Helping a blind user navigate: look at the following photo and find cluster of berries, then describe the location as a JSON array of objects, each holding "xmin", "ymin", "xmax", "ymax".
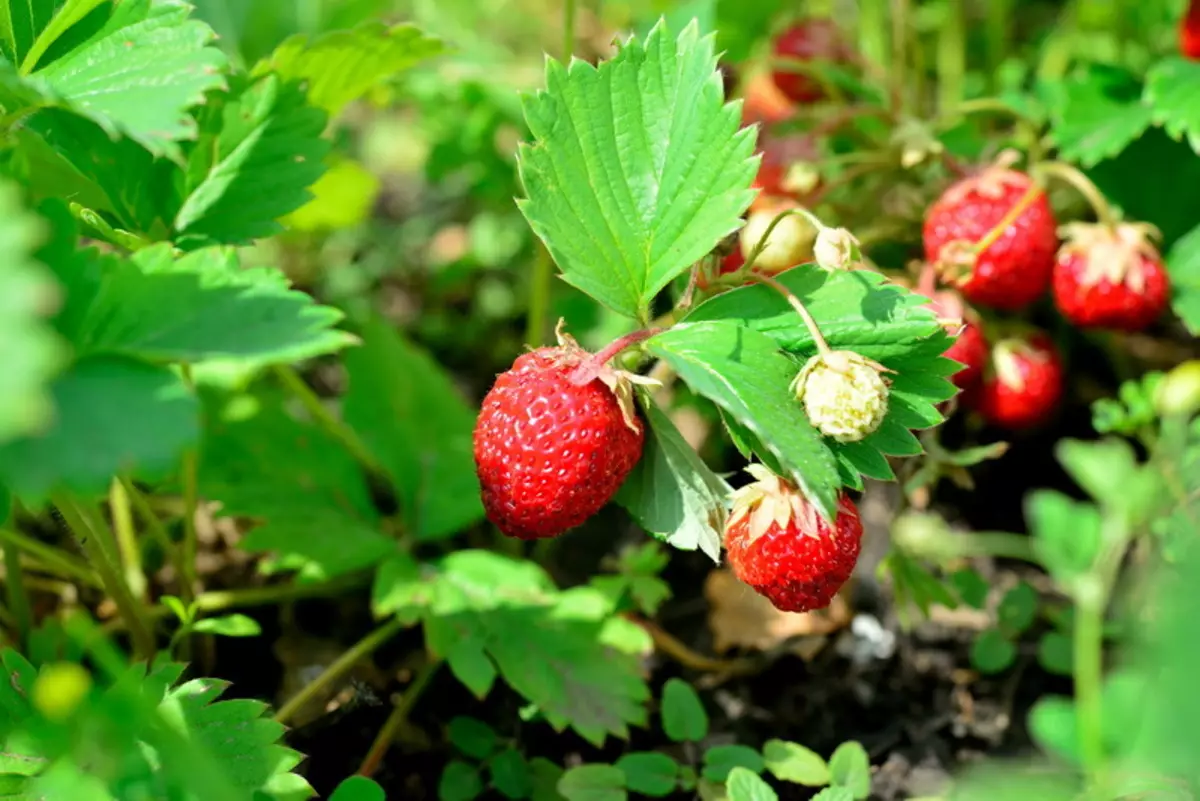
[
  {"xmin": 472, "ymin": 325, "xmax": 868, "ymax": 616},
  {"xmin": 469, "ymin": 14, "xmax": 1181, "ymax": 621},
  {"xmin": 921, "ymin": 163, "xmax": 1170, "ymax": 430}
]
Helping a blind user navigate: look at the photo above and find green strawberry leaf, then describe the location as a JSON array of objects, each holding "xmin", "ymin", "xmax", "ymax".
[
  {"xmin": 615, "ymin": 752, "xmax": 678, "ymax": 797},
  {"xmin": 0, "ymin": 183, "xmax": 66, "ymax": 445},
  {"xmin": 615, "ymin": 397, "xmax": 728, "ymax": 562},
  {"xmin": 0, "ymin": 355, "xmax": 198, "ymax": 499},
  {"xmin": 645, "ymin": 320, "xmax": 841, "ymax": 520},
  {"xmin": 557, "ymin": 765, "xmax": 626, "ymax": 801},
  {"xmin": 702, "ymin": 744, "xmax": 765, "ymax": 782},
  {"xmin": 1047, "ymin": 65, "xmax": 1153, "ymax": 168},
  {"xmin": 199, "ymin": 388, "xmax": 395, "ymax": 581},
  {"xmin": 343, "ymin": 316, "xmax": 484, "ymax": 541},
  {"xmin": 172, "ymin": 74, "xmax": 330, "ymax": 247},
  {"xmin": 1165, "ymin": 219, "xmax": 1200, "ymax": 335},
  {"xmin": 660, "ymin": 677, "xmax": 708, "ymax": 743},
  {"xmin": 422, "ymin": 551, "xmax": 650, "ymax": 747},
  {"xmin": 329, "ymin": 776, "xmax": 386, "ymax": 801},
  {"xmin": 517, "ymin": 18, "xmax": 756, "ymax": 321},
  {"xmin": 254, "ymin": 21, "xmax": 445, "ymax": 118},
  {"xmin": 684, "ymin": 266, "xmax": 956, "ymax": 491},
  {"xmin": 725, "ymin": 767, "xmax": 778, "ymax": 801},
  {"xmin": 761, "ymin": 739, "xmax": 830, "ymax": 786},
  {"xmin": 13, "ymin": 0, "xmax": 229, "ymax": 160},
  {"xmin": 828, "ymin": 741, "xmax": 870, "ymax": 800},
  {"xmin": 52, "ymin": 240, "xmax": 354, "ymax": 369},
  {"xmin": 1, "ymin": 648, "xmax": 313, "ymax": 799},
  {"xmin": 1144, "ymin": 56, "xmax": 1200, "ymax": 155}
]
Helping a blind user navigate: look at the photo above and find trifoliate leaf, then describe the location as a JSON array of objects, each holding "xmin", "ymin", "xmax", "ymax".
[
  {"xmin": 254, "ymin": 21, "xmax": 445, "ymax": 118},
  {"xmin": 13, "ymin": 0, "xmax": 228, "ymax": 159},
  {"xmin": 343, "ymin": 316, "xmax": 483, "ymax": 541},
  {"xmin": 1145, "ymin": 56, "xmax": 1200, "ymax": 155},
  {"xmin": 0, "ymin": 182, "xmax": 65, "ymax": 445},
  {"xmin": 684, "ymin": 266, "xmax": 955, "ymax": 491},
  {"xmin": 645, "ymin": 321, "xmax": 840, "ymax": 521},
  {"xmin": 616, "ymin": 398, "xmax": 729, "ymax": 562},
  {"xmin": 1047, "ymin": 65, "xmax": 1153, "ymax": 168},
  {"xmin": 199, "ymin": 389, "xmax": 395, "ymax": 581},
  {"xmin": 0, "ymin": 355, "xmax": 198, "ymax": 499},
  {"xmin": 517, "ymin": 18, "xmax": 757, "ymax": 320},
  {"xmin": 172, "ymin": 74, "xmax": 330, "ymax": 246},
  {"xmin": 1166, "ymin": 219, "xmax": 1200, "ymax": 335},
  {"xmin": 52, "ymin": 241, "xmax": 354, "ymax": 369},
  {"xmin": 421, "ymin": 551, "xmax": 650, "ymax": 746}
]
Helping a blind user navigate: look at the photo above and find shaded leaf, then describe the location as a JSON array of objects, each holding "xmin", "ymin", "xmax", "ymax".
[
  {"xmin": 615, "ymin": 397, "xmax": 728, "ymax": 562},
  {"xmin": 615, "ymin": 752, "xmax": 677, "ymax": 797},
  {"xmin": 1048, "ymin": 65, "xmax": 1152, "ymax": 167},
  {"xmin": 661, "ymin": 678, "xmax": 708, "ymax": 743},
  {"xmin": 343, "ymin": 316, "xmax": 483, "ymax": 541}
]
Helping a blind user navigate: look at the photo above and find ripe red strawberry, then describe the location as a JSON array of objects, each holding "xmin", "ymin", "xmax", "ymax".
[
  {"xmin": 975, "ymin": 333, "xmax": 1064, "ymax": 430},
  {"xmin": 923, "ymin": 166, "xmax": 1059, "ymax": 310},
  {"xmin": 946, "ymin": 322, "xmax": 989, "ymax": 390},
  {"xmin": 770, "ymin": 19, "xmax": 850, "ymax": 104},
  {"xmin": 473, "ymin": 329, "xmax": 646, "ymax": 539},
  {"xmin": 723, "ymin": 465, "xmax": 862, "ymax": 613},
  {"xmin": 1051, "ymin": 222, "xmax": 1170, "ymax": 332},
  {"xmin": 741, "ymin": 71, "xmax": 795, "ymax": 128},
  {"xmin": 1182, "ymin": 0, "xmax": 1200, "ymax": 59}
]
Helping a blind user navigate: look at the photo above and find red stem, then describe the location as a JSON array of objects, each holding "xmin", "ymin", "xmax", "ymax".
[{"xmin": 569, "ymin": 328, "xmax": 662, "ymax": 384}]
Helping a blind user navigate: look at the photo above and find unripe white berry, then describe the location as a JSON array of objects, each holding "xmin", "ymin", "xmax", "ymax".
[
  {"xmin": 739, "ymin": 208, "xmax": 817, "ymax": 273},
  {"xmin": 813, "ymin": 227, "xmax": 862, "ymax": 272},
  {"xmin": 792, "ymin": 351, "xmax": 890, "ymax": 442}
]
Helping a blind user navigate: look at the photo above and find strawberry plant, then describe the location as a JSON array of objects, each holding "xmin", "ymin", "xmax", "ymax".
[{"xmin": 0, "ymin": 0, "xmax": 1199, "ymax": 799}]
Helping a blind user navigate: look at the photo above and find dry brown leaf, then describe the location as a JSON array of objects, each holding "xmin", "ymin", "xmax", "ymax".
[{"xmin": 704, "ymin": 568, "xmax": 852, "ymax": 653}]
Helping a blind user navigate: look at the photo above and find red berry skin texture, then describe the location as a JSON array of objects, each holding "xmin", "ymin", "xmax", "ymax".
[
  {"xmin": 977, "ymin": 334, "xmax": 1064, "ymax": 431},
  {"xmin": 473, "ymin": 346, "xmax": 644, "ymax": 540},
  {"xmin": 945, "ymin": 322, "xmax": 988, "ymax": 390},
  {"xmin": 923, "ymin": 168, "xmax": 1059, "ymax": 311},
  {"xmin": 1183, "ymin": 0, "xmax": 1200, "ymax": 60},
  {"xmin": 770, "ymin": 20, "xmax": 848, "ymax": 104},
  {"xmin": 724, "ymin": 473, "xmax": 862, "ymax": 614},
  {"xmin": 1052, "ymin": 235, "xmax": 1170, "ymax": 332}
]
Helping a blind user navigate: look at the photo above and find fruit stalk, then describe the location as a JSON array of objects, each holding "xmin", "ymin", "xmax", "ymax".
[
  {"xmin": 973, "ymin": 180, "xmax": 1044, "ymax": 255},
  {"xmin": 273, "ymin": 616, "xmax": 407, "ymax": 725},
  {"xmin": 357, "ymin": 658, "xmax": 442, "ymax": 777},
  {"xmin": 109, "ymin": 477, "xmax": 146, "ymax": 602},
  {"xmin": 568, "ymin": 327, "xmax": 663, "ymax": 385},
  {"xmin": 52, "ymin": 491, "xmax": 157, "ymax": 661},
  {"xmin": 3, "ymin": 543, "xmax": 31, "ymax": 647},
  {"xmin": 936, "ymin": 0, "xmax": 965, "ymax": 117},
  {"xmin": 750, "ymin": 271, "xmax": 832, "ymax": 355},
  {"xmin": 1034, "ymin": 161, "xmax": 1118, "ymax": 228}
]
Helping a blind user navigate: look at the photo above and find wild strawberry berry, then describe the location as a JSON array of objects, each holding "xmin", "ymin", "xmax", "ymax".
[
  {"xmin": 1051, "ymin": 222, "xmax": 1170, "ymax": 332},
  {"xmin": 740, "ymin": 205, "xmax": 817, "ymax": 273},
  {"xmin": 752, "ymin": 132, "xmax": 822, "ymax": 206},
  {"xmin": 921, "ymin": 286, "xmax": 988, "ymax": 390},
  {"xmin": 975, "ymin": 333, "xmax": 1064, "ymax": 430},
  {"xmin": 791, "ymin": 350, "xmax": 890, "ymax": 442},
  {"xmin": 723, "ymin": 465, "xmax": 862, "ymax": 613},
  {"xmin": 473, "ymin": 328, "xmax": 646, "ymax": 539},
  {"xmin": 923, "ymin": 166, "xmax": 1059, "ymax": 310},
  {"xmin": 945, "ymin": 322, "xmax": 989, "ymax": 390},
  {"xmin": 769, "ymin": 19, "xmax": 851, "ymax": 104},
  {"xmin": 813, "ymin": 226, "xmax": 862, "ymax": 272},
  {"xmin": 1182, "ymin": 0, "xmax": 1200, "ymax": 60},
  {"xmin": 741, "ymin": 71, "xmax": 795, "ymax": 128}
]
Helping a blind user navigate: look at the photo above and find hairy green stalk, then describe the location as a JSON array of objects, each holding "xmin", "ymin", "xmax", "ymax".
[
  {"xmin": 936, "ymin": 0, "xmax": 965, "ymax": 117},
  {"xmin": 358, "ymin": 659, "xmax": 442, "ymax": 776},
  {"xmin": 273, "ymin": 364, "xmax": 384, "ymax": 476},
  {"xmin": 3, "ymin": 545, "xmax": 32, "ymax": 647},
  {"xmin": 0, "ymin": 526, "xmax": 101, "ymax": 587},
  {"xmin": 109, "ymin": 478, "xmax": 146, "ymax": 601},
  {"xmin": 53, "ymin": 492, "xmax": 156, "ymax": 660}
]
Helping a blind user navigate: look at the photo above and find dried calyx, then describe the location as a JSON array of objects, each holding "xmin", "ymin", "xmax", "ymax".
[
  {"xmin": 727, "ymin": 464, "xmax": 826, "ymax": 544},
  {"xmin": 1057, "ymin": 221, "xmax": 1163, "ymax": 292},
  {"xmin": 546, "ymin": 320, "xmax": 661, "ymax": 432}
]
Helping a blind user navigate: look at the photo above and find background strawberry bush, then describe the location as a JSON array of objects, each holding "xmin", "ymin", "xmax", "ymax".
[{"xmin": 0, "ymin": 0, "xmax": 1198, "ymax": 800}]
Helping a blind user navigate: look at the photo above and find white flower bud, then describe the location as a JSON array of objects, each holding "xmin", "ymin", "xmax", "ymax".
[{"xmin": 813, "ymin": 227, "xmax": 862, "ymax": 272}]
